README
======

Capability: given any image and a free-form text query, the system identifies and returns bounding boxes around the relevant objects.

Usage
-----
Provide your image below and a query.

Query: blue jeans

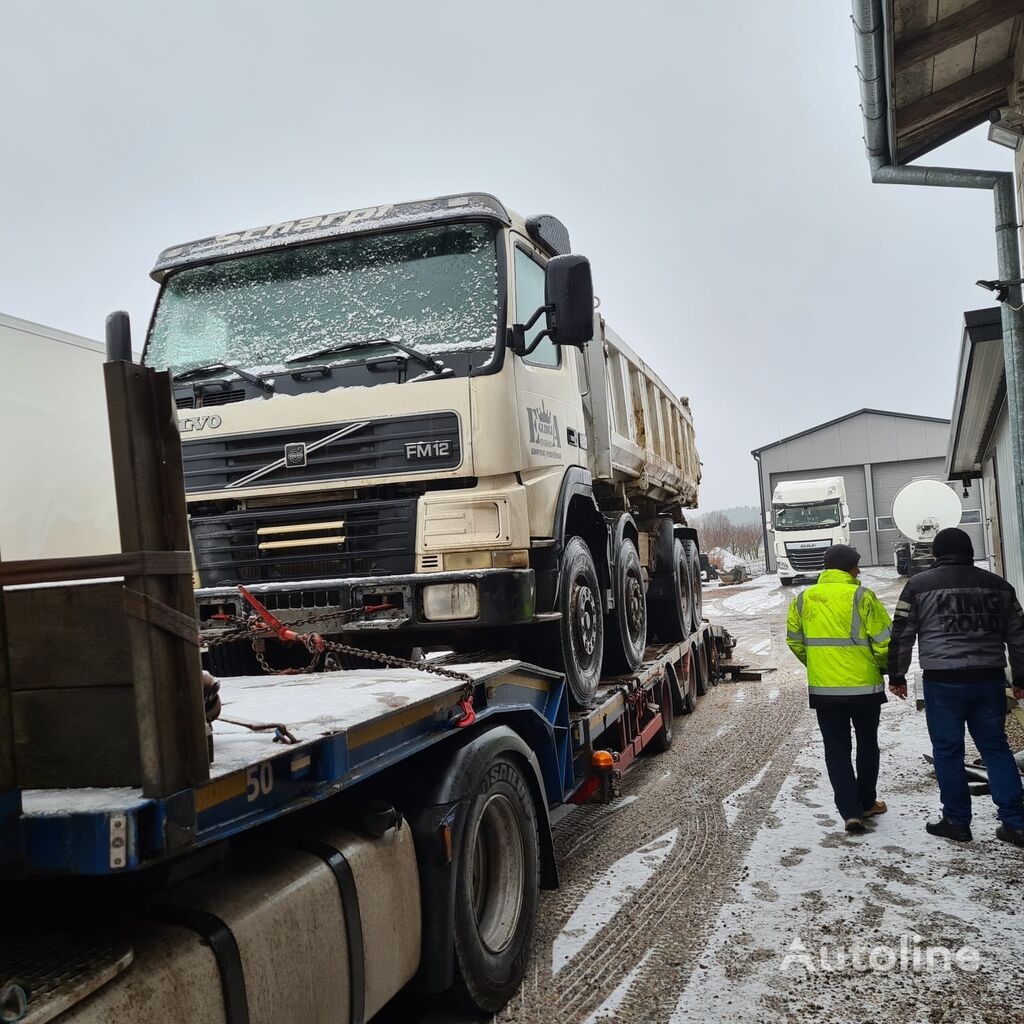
[923,680,1024,830]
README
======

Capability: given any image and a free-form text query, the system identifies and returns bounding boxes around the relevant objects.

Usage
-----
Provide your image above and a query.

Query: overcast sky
[0,1,1012,510]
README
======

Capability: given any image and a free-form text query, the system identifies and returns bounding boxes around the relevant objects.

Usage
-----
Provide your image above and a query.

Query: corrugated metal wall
[769,466,870,564]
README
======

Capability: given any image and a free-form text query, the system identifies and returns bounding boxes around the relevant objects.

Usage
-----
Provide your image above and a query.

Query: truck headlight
[422,582,479,621]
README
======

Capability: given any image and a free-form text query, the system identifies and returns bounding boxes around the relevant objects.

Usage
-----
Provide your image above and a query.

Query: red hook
[454,697,476,729]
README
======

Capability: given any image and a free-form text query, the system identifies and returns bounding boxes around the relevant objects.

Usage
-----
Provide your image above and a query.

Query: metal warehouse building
[753,409,986,572]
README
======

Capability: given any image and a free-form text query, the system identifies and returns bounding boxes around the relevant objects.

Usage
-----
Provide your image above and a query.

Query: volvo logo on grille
[284,442,307,468]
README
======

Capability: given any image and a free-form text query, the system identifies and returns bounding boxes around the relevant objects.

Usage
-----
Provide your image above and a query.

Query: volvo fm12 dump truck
[138,193,702,706]
[768,476,850,585]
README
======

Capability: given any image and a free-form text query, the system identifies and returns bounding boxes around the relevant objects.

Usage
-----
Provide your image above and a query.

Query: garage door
[768,466,869,568]
[871,459,986,564]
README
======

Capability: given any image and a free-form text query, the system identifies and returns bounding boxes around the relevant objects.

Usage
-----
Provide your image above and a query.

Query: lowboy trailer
[2,613,732,1023]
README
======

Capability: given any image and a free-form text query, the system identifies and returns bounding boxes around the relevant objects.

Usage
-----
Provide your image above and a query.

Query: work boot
[995,824,1024,848]
[862,800,887,818]
[844,818,866,834]
[926,818,973,842]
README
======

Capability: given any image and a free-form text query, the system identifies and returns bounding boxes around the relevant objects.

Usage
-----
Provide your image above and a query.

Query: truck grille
[784,543,830,573]
[190,495,417,586]
[181,412,461,494]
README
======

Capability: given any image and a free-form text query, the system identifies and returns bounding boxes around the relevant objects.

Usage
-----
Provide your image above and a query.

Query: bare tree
[692,511,734,555]
[732,522,763,560]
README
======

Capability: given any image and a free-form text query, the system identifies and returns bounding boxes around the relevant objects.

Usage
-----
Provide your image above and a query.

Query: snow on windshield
[145,222,499,374]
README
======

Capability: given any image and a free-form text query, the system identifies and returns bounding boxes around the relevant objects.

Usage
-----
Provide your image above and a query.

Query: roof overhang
[946,306,1006,479]
[854,0,1022,167]
[150,192,511,281]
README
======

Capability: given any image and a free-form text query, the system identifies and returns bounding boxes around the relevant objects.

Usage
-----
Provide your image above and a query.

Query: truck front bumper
[195,568,536,634]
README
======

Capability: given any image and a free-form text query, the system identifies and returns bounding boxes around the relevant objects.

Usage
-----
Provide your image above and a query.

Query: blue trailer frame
[7,626,727,878]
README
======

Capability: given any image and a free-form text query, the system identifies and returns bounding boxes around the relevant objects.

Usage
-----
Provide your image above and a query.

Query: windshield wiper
[172,362,274,394]
[287,338,446,375]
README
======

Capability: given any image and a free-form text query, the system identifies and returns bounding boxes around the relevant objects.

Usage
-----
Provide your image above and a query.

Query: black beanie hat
[823,544,861,572]
[932,527,973,559]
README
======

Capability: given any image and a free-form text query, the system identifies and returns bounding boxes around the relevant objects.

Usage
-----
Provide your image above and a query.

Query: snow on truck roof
[772,477,845,503]
[152,192,525,280]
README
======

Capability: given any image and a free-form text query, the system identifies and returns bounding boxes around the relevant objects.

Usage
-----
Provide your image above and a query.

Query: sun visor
[152,193,511,280]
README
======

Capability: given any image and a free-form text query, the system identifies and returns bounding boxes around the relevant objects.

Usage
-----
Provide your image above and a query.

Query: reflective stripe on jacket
[786,569,892,699]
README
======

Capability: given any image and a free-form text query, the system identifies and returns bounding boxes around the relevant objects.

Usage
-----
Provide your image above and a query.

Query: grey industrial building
[753,409,986,573]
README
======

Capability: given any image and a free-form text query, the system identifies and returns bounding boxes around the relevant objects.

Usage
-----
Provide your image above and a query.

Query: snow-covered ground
[670,694,1021,1023]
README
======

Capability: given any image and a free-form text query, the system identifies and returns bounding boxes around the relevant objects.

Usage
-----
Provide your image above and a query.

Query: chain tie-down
[200,586,478,729]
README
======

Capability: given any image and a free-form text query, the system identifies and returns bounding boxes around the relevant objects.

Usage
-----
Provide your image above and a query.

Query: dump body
[582,317,700,506]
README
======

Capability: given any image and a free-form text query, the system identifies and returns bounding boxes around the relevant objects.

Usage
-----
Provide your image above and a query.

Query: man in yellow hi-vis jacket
[786,544,893,834]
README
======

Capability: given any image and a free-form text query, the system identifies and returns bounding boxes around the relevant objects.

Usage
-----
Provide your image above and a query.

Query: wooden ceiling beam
[896,58,1013,138]
[894,0,1024,71]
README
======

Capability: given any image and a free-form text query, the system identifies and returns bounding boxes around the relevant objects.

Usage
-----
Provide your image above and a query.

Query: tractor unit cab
[769,476,850,585]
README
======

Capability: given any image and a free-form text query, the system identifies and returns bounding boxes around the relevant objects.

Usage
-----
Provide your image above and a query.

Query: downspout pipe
[852,0,1024,564]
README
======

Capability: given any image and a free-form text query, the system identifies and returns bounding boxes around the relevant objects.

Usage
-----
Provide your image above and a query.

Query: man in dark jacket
[888,527,1024,846]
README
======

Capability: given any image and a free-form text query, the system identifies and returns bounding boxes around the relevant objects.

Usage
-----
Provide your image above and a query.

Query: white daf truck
[768,476,850,585]
[138,193,703,707]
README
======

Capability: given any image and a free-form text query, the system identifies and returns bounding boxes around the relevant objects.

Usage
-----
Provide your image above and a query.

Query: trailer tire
[646,674,675,754]
[683,540,702,633]
[451,755,540,1014]
[650,539,692,643]
[604,538,647,673]
[540,536,604,707]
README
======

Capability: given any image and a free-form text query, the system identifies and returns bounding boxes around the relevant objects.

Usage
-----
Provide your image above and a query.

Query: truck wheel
[541,536,604,707]
[603,538,647,673]
[683,541,702,632]
[452,756,540,1014]
[650,539,692,642]
[646,675,675,754]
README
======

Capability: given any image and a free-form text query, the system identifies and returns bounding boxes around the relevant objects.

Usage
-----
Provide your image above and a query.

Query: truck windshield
[145,222,500,377]
[773,501,842,531]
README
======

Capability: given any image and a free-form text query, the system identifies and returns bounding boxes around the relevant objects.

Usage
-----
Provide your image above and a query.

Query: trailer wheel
[604,538,647,673]
[452,755,540,1014]
[647,675,675,754]
[540,536,603,707]
[683,541,702,633]
[650,539,692,643]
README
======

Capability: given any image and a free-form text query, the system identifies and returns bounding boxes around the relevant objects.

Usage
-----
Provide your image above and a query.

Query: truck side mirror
[545,254,594,348]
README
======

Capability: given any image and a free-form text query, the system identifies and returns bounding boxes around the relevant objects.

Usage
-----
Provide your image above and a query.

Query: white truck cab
[768,476,850,585]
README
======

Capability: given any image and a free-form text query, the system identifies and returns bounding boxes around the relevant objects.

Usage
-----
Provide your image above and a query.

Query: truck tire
[646,674,675,754]
[683,540,702,633]
[603,538,647,674]
[650,539,692,643]
[540,536,604,707]
[451,755,540,1014]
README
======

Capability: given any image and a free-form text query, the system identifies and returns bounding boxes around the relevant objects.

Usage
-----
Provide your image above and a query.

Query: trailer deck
[5,626,732,879]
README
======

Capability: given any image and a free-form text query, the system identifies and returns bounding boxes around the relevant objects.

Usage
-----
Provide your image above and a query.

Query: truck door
[511,243,584,473]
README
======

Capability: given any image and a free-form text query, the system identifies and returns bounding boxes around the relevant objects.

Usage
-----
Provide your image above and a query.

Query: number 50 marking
[246,762,274,802]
